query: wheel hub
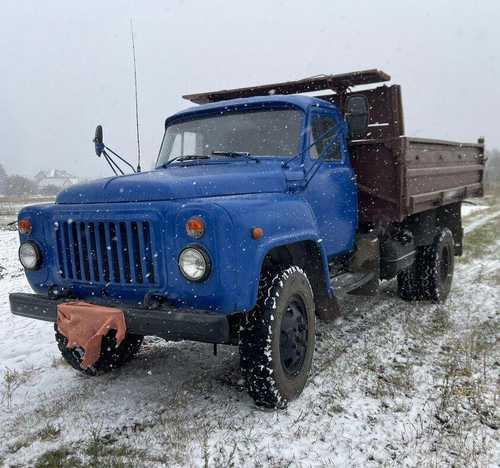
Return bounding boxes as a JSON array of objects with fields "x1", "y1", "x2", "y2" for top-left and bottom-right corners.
[{"x1": 280, "y1": 295, "x2": 308, "y2": 376}]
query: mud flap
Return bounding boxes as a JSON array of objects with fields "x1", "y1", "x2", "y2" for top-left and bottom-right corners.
[
  {"x1": 349, "y1": 233, "x2": 380, "y2": 297},
  {"x1": 349, "y1": 274, "x2": 379, "y2": 296},
  {"x1": 56, "y1": 302, "x2": 127, "y2": 369},
  {"x1": 315, "y1": 295, "x2": 342, "y2": 322}
]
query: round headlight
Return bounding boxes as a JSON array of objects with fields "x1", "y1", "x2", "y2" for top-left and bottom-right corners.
[
  {"x1": 19, "y1": 242, "x2": 41, "y2": 270},
  {"x1": 178, "y1": 247, "x2": 210, "y2": 282}
]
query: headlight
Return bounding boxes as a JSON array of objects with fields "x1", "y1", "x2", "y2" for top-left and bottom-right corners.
[
  {"x1": 19, "y1": 242, "x2": 41, "y2": 270},
  {"x1": 178, "y1": 247, "x2": 210, "y2": 282}
]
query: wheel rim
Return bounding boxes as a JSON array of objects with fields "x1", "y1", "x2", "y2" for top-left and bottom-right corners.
[{"x1": 280, "y1": 295, "x2": 308, "y2": 376}]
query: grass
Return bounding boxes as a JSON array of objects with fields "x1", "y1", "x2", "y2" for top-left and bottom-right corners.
[
  {"x1": 365, "y1": 359, "x2": 416, "y2": 399},
  {"x1": 38, "y1": 423, "x2": 61, "y2": 442},
  {"x1": 8, "y1": 423, "x2": 61, "y2": 454},
  {"x1": 459, "y1": 217, "x2": 500, "y2": 264},
  {"x1": 402, "y1": 305, "x2": 452, "y2": 346},
  {"x1": 32, "y1": 435, "x2": 150, "y2": 468},
  {"x1": 429, "y1": 317, "x2": 499, "y2": 466},
  {"x1": 1, "y1": 367, "x2": 33, "y2": 409},
  {"x1": 34, "y1": 447, "x2": 82, "y2": 468}
]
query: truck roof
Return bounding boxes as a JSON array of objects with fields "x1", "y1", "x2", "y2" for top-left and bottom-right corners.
[{"x1": 169, "y1": 95, "x2": 336, "y2": 123}]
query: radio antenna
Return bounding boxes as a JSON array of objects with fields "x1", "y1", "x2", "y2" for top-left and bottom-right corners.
[{"x1": 130, "y1": 19, "x2": 142, "y2": 172}]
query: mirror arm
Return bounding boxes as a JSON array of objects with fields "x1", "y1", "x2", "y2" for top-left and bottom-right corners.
[
  {"x1": 102, "y1": 153, "x2": 118, "y2": 176},
  {"x1": 103, "y1": 151, "x2": 124, "y2": 176},
  {"x1": 105, "y1": 145, "x2": 137, "y2": 173}
]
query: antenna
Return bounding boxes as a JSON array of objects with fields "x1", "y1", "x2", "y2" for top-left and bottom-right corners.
[{"x1": 130, "y1": 19, "x2": 142, "y2": 172}]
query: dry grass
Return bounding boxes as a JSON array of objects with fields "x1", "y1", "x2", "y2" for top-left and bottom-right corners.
[{"x1": 1, "y1": 367, "x2": 34, "y2": 409}]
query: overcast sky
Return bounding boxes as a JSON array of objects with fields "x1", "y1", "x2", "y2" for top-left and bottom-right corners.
[{"x1": 1, "y1": 0, "x2": 499, "y2": 178}]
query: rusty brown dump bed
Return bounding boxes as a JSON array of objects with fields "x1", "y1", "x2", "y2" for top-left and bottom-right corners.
[
  {"x1": 184, "y1": 70, "x2": 486, "y2": 224},
  {"x1": 351, "y1": 136, "x2": 484, "y2": 224},
  {"x1": 323, "y1": 84, "x2": 485, "y2": 223}
]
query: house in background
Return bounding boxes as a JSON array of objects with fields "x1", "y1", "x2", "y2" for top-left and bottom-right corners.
[{"x1": 34, "y1": 169, "x2": 80, "y2": 190}]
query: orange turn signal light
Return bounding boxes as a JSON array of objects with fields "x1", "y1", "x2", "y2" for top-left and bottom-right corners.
[
  {"x1": 251, "y1": 227, "x2": 264, "y2": 240},
  {"x1": 18, "y1": 219, "x2": 32, "y2": 235},
  {"x1": 186, "y1": 217, "x2": 205, "y2": 239}
]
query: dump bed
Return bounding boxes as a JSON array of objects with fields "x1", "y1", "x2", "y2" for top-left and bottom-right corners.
[
  {"x1": 184, "y1": 70, "x2": 486, "y2": 224},
  {"x1": 331, "y1": 85, "x2": 486, "y2": 223},
  {"x1": 350, "y1": 133, "x2": 485, "y2": 224}
]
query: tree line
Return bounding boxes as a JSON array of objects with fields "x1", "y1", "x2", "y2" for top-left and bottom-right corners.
[
  {"x1": 0, "y1": 163, "x2": 61, "y2": 197},
  {"x1": 485, "y1": 148, "x2": 500, "y2": 187}
]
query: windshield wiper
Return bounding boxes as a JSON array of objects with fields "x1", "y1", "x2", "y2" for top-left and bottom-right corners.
[
  {"x1": 211, "y1": 151, "x2": 260, "y2": 162},
  {"x1": 161, "y1": 155, "x2": 210, "y2": 168}
]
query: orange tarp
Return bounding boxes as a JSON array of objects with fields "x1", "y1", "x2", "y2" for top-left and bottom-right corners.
[{"x1": 57, "y1": 301, "x2": 127, "y2": 369}]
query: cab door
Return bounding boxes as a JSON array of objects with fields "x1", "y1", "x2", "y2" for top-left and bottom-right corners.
[{"x1": 303, "y1": 108, "x2": 358, "y2": 257}]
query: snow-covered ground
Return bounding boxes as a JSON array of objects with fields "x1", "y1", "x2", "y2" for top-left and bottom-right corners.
[{"x1": 0, "y1": 201, "x2": 498, "y2": 467}]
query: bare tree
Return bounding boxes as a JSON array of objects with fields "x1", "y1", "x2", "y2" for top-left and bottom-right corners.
[
  {"x1": 485, "y1": 149, "x2": 500, "y2": 188},
  {"x1": 6, "y1": 175, "x2": 36, "y2": 197},
  {"x1": 0, "y1": 163, "x2": 7, "y2": 196}
]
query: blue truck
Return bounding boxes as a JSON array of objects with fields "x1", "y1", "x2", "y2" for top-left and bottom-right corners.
[{"x1": 10, "y1": 70, "x2": 485, "y2": 408}]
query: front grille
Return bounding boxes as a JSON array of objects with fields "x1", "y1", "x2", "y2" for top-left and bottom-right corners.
[{"x1": 55, "y1": 220, "x2": 159, "y2": 286}]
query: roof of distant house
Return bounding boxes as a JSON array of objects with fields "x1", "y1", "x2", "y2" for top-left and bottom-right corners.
[{"x1": 34, "y1": 169, "x2": 76, "y2": 181}]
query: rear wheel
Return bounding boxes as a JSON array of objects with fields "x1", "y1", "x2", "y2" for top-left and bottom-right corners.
[
  {"x1": 55, "y1": 326, "x2": 143, "y2": 376},
  {"x1": 418, "y1": 228, "x2": 454, "y2": 303},
  {"x1": 397, "y1": 260, "x2": 420, "y2": 301},
  {"x1": 240, "y1": 266, "x2": 316, "y2": 408},
  {"x1": 397, "y1": 228, "x2": 454, "y2": 303}
]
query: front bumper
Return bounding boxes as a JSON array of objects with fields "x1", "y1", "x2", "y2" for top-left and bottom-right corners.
[{"x1": 9, "y1": 293, "x2": 231, "y2": 344}]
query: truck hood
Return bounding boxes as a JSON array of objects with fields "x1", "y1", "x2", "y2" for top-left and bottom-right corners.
[{"x1": 57, "y1": 162, "x2": 288, "y2": 204}]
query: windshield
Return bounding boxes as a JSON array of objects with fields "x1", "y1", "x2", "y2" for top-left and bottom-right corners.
[{"x1": 156, "y1": 108, "x2": 304, "y2": 166}]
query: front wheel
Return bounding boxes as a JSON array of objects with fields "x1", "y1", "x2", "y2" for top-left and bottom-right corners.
[
  {"x1": 240, "y1": 266, "x2": 316, "y2": 408},
  {"x1": 55, "y1": 326, "x2": 143, "y2": 376}
]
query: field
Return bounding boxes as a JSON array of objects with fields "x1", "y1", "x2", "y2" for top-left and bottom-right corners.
[{"x1": 0, "y1": 196, "x2": 498, "y2": 467}]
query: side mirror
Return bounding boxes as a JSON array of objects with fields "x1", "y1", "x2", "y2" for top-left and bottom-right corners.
[
  {"x1": 345, "y1": 95, "x2": 369, "y2": 139},
  {"x1": 93, "y1": 125, "x2": 104, "y2": 156}
]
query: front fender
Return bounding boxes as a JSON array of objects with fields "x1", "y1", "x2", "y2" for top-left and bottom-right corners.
[{"x1": 215, "y1": 194, "x2": 330, "y2": 312}]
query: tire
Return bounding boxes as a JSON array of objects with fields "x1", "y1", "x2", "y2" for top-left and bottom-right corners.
[
  {"x1": 55, "y1": 325, "x2": 143, "y2": 376},
  {"x1": 397, "y1": 228, "x2": 454, "y2": 303},
  {"x1": 418, "y1": 228, "x2": 455, "y2": 303},
  {"x1": 397, "y1": 258, "x2": 420, "y2": 301},
  {"x1": 240, "y1": 266, "x2": 316, "y2": 409}
]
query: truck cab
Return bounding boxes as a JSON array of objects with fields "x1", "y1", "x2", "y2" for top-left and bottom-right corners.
[{"x1": 10, "y1": 70, "x2": 485, "y2": 408}]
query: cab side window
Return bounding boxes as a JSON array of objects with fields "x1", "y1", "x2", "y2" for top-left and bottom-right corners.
[{"x1": 310, "y1": 113, "x2": 341, "y2": 161}]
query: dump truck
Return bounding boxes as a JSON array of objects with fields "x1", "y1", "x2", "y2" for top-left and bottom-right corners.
[{"x1": 10, "y1": 70, "x2": 485, "y2": 408}]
